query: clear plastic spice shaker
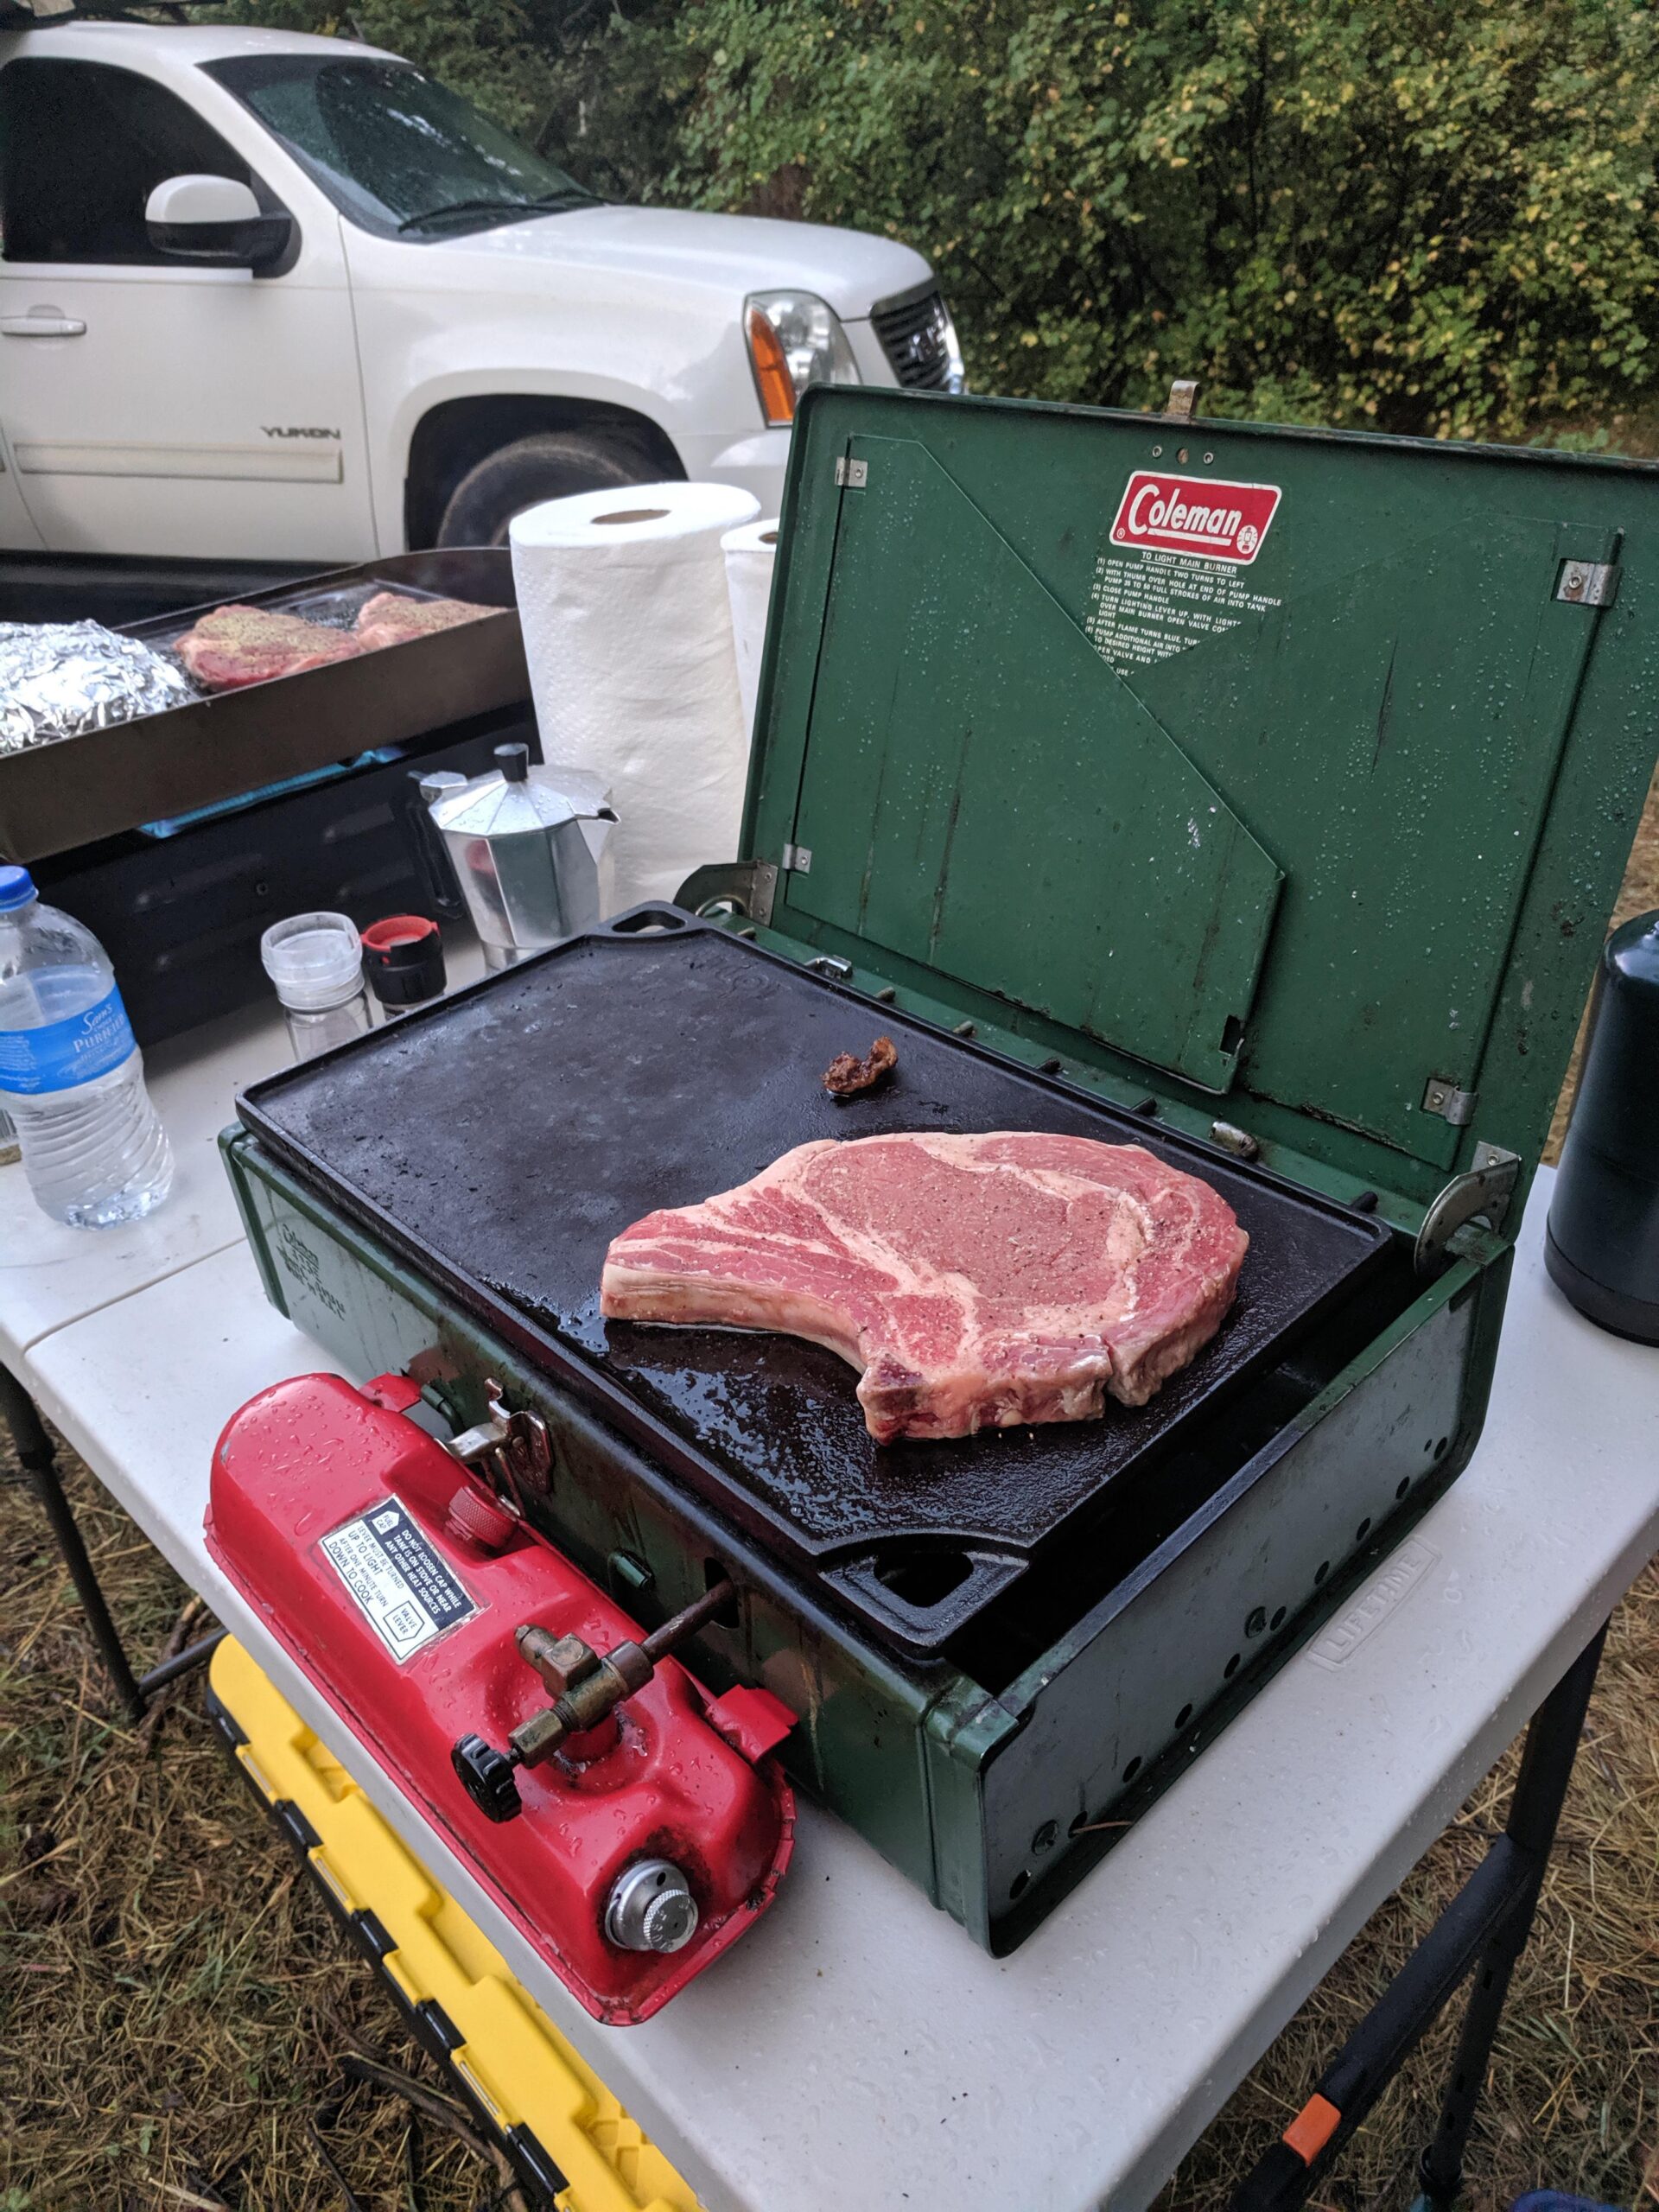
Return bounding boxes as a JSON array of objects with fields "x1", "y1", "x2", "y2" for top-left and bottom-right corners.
[{"x1": 260, "y1": 912, "x2": 373, "y2": 1062}]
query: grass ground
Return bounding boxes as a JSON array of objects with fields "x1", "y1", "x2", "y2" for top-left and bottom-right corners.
[{"x1": 2, "y1": 791, "x2": 1656, "y2": 2212}]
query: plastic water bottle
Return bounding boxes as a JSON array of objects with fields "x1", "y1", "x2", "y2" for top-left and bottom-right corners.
[{"x1": 0, "y1": 865, "x2": 174, "y2": 1228}]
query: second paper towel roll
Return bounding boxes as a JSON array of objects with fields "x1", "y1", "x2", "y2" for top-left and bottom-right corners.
[
  {"x1": 510, "y1": 480, "x2": 761, "y2": 909},
  {"x1": 722, "y1": 516, "x2": 781, "y2": 743}
]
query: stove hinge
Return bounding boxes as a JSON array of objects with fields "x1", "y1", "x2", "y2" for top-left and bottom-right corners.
[
  {"x1": 673, "y1": 859, "x2": 780, "y2": 928},
  {"x1": 834, "y1": 456, "x2": 868, "y2": 489},
  {"x1": 1414, "y1": 1141, "x2": 1522, "y2": 1275}
]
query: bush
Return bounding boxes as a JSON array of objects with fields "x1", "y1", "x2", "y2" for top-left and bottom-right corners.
[{"x1": 658, "y1": 0, "x2": 1659, "y2": 437}]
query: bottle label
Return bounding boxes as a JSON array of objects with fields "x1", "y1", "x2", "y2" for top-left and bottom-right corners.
[{"x1": 0, "y1": 985, "x2": 137, "y2": 1096}]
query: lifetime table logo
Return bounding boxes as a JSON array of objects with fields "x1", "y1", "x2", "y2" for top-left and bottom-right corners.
[{"x1": 1109, "y1": 470, "x2": 1282, "y2": 565}]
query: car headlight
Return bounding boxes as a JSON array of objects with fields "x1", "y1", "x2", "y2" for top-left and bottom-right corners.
[
  {"x1": 938, "y1": 300, "x2": 967, "y2": 394},
  {"x1": 745, "y1": 290, "x2": 861, "y2": 426}
]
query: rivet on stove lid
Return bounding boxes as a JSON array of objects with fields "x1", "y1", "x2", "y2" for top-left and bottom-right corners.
[
  {"x1": 875, "y1": 986, "x2": 897, "y2": 1004},
  {"x1": 954, "y1": 1021, "x2": 976, "y2": 1038}
]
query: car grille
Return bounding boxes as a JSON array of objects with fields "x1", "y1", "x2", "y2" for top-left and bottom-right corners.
[{"x1": 871, "y1": 286, "x2": 957, "y2": 391}]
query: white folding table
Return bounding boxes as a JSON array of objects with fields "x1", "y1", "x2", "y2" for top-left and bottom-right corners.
[{"x1": 4, "y1": 1004, "x2": 1657, "y2": 2212}]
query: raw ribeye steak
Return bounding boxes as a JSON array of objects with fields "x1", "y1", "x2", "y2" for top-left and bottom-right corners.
[
  {"x1": 173, "y1": 605, "x2": 362, "y2": 690},
  {"x1": 601, "y1": 1131, "x2": 1249, "y2": 1443},
  {"x1": 353, "y1": 591, "x2": 493, "y2": 652}
]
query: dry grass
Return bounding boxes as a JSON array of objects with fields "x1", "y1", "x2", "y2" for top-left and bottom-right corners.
[
  {"x1": 0, "y1": 1437, "x2": 517, "y2": 2212},
  {"x1": 2, "y1": 777, "x2": 1656, "y2": 2212}
]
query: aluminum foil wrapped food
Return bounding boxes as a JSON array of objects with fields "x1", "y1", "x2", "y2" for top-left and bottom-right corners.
[{"x1": 0, "y1": 620, "x2": 196, "y2": 755}]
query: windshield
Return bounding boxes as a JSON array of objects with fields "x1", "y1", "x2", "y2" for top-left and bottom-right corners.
[{"x1": 206, "y1": 56, "x2": 601, "y2": 238}]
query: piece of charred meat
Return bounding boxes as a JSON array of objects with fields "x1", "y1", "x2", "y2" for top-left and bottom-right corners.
[{"x1": 823, "y1": 1035, "x2": 898, "y2": 1097}]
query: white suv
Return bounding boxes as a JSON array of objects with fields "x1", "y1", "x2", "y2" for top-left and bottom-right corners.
[{"x1": 0, "y1": 19, "x2": 964, "y2": 564}]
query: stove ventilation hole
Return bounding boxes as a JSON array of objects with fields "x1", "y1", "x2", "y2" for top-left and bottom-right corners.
[
  {"x1": 1355, "y1": 1517, "x2": 1372, "y2": 1542},
  {"x1": 1174, "y1": 1702, "x2": 1193, "y2": 1730},
  {"x1": 608, "y1": 907, "x2": 686, "y2": 936},
  {"x1": 1009, "y1": 1870, "x2": 1031, "y2": 1901},
  {"x1": 1435, "y1": 1435, "x2": 1450, "y2": 1458},
  {"x1": 702, "y1": 1558, "x2": 740, "y2": 1626},
  {"x1": 1121, "y1": 1755, "x2": 1141, "y2": 1784},
  {"x1": 874, "y1": 1548, "x2": 973, "y2": 1610},
  {"x1": 1395, "y1": 1476, "x2": 1412, "y2": 1500},
  {"x1": 1314, "y1": 1560, "x2": 1331, "y2": 1586},
  {"x1": 1224, "y1": 1651, "x2": 1242, "y2": 1680},
  {"x1": 1269, "y1": 1605, "x2": 1287, "y2": 1631}
]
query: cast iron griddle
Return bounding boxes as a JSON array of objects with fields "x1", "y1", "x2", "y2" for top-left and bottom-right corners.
[{"x1": 239, "y1": 914, "x2": 1393, "y2": 1652}]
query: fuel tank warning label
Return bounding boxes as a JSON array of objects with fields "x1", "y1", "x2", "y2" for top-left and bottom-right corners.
[{"x1": 320, "y1": 1496, "x2": 475, "y2": 1662}]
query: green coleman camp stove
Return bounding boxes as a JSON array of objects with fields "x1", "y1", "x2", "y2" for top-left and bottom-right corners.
[{"x1": 219, "y1": 386, "x2": 1659, "y2": 1955}]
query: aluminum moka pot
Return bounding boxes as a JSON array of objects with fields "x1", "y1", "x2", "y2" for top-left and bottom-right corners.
[{"x1": 407, "y1": 744, "x2": 615, "y2": 970}]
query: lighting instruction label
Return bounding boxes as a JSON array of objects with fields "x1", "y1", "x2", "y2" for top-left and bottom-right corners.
[
  {"x1": 1085, "y1": 467, "x2": 1285, "y2": 673},
  {"x1": 320, "y1": 1495, "x2": 474, "y2": 1662},
  {"x1": 1084, "y1": 548, "x2": 1284, "y2": 671}
]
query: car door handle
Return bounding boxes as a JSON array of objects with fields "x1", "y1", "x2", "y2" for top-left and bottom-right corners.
[{"x1": 1, "y1": 315, "x2": 86, "y2": 337}]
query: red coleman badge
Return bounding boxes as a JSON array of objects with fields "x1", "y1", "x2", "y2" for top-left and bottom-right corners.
[{"x1": 1109, "y1": 472, "x2": 1281, "y2": 566}]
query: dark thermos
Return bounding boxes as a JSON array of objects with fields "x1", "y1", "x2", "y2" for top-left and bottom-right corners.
[{"x1": 1546, "y1": 909, "x2": 1659, "y2": 1342}]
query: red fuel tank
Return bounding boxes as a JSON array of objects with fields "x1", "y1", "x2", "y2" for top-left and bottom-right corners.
[{"x1": 206, "y1": 1372, "x2": 794, "y2": 2024}]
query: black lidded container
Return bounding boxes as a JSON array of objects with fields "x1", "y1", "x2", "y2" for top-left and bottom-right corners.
[
  {"x1": 1547, "y1": 909, "x2": 1659, "y2": 1342},
  {"x1": 360, "y1": 914, "x2": 447, "y2": 1012}
]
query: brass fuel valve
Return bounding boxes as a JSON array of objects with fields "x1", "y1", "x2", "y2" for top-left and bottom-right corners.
[
  {"x1": 508, "y1": 1624, "x2": 653, "y2": 1764},
  {"x1": 451, "y1": 1579, "x2": 735, "y2": 1824}
]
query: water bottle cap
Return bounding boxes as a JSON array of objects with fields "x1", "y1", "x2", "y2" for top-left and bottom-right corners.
[
  {"x1": 0, "y1": 866, "x2": 36, "y2": 912},
  {"x1": 261, "y1": 911, "x2": 365, "y2": 1012}
]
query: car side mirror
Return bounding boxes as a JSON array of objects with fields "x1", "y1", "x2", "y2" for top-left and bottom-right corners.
[{"x1": 145, "y1": 174, "x2": 293, "y2": 270}]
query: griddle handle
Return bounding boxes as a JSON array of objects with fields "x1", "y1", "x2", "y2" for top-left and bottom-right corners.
[{"x1": 397, "y1": 770, "x2": 467, "y2": 924}]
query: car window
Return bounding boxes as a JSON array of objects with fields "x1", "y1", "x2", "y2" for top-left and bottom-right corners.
[
  {"x1": 207, "y1": 55, "x2": 598, "y2": 239},
  {"x1": 0, "y1": 57, "x2": 252, "y2": 265}
]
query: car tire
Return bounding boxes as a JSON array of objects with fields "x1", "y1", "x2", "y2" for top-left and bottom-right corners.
[{"x1": 435, "y1": 430, "x2": 669, "y2": 547}]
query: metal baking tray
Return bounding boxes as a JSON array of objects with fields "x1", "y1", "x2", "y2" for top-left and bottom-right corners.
[
  {"x1": 237, "y1": 913, "x2": 1395, "y2": 1656},
  {"x1": 0, "y1": 550, "x2": 528, "y2": 863}
]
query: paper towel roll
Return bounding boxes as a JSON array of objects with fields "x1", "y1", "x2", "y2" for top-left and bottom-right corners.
[
  {"x1": 510, "y1": 480, "x2": 761, "y2": 909},
  {"x1": 722, "y1": 516, "x2": 781, "y2": 743}
]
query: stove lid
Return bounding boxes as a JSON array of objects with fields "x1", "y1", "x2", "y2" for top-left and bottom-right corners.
[{"x1": 738, "y1": 389, "x2": 1659, "y2": 1203}]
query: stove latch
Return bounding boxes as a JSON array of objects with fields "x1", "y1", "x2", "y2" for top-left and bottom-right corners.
[{"x1": 443, "y1": 1377, "x2": 551, "y2": 1517}]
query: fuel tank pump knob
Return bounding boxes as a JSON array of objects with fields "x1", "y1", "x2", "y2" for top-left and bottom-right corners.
[{"x1": 450, "y1": 1732, "x2": 523, "y2": 1822}]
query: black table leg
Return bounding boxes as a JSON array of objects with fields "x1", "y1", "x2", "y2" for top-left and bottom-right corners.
[
  {"x1": 1414, "y1": 1621, "x2": 1607, "y2": 2209},
  {"x1": 1230, "y1": 1621, "x2": 1607, "y2": 2212},
  {"x1": 1, "y1": 1360, "x2": 225, "y2": 1721}
]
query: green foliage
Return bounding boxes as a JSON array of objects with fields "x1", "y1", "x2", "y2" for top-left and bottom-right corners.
[
  {"x1": 194, "y1": 0, "x2": 1659, "y2": 439},
  {"x1": 194, "y1": 0, "x2": 682, "y2": 192},
  {"x1": 658, "y1": 0, "x2": 1659, "y2": 437}
]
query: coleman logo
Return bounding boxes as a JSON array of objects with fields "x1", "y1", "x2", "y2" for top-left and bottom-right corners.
[{"x1": 1110, "y1": 471, "x2": 1281, "y2": 565}]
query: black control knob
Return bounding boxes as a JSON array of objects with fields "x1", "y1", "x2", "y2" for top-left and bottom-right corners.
[{"x1": 451, "y1": 1732, "x2": 523, "y2": 1822}]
